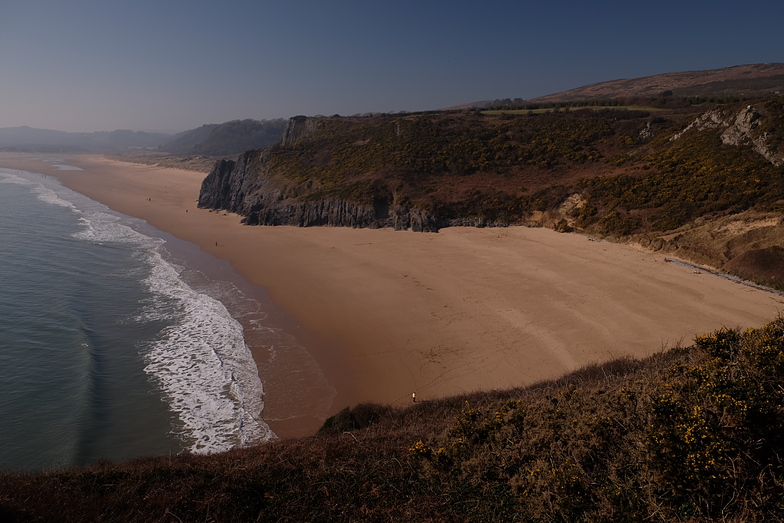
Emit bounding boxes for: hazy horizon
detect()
[2,0,783,133]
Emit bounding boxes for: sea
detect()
[0,164,312,472]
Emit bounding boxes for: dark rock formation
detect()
[198,149,443,231]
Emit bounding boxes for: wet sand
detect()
[2,152,782,438]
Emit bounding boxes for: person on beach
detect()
[412,392,416,403]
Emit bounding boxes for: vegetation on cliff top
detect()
[3,318,784,521]
[208,96,784,287]
[243,98,784,233]
[264,106,645,214]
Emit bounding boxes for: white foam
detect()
[142,262,273,452]
[0,168,80,212]
[33,185,81,212]
[0,169,36,185]
[81,219,275,452]
[73,211,158,246]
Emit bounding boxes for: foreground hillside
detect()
[2,318,784,521]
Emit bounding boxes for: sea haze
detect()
[0,166,274,471]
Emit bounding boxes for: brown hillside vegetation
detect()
[199,95,784,287]
[636,210,784,288]
[530,63,784,103]
[724,245,784,288]
[3,319,784,521]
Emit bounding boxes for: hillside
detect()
[158,123,220,154]
[198,96,784,288]
[159,119,287,156]
[3,318,784,521]
[0,119,287,156]
[0,127,171,152]
[530,63,784,103]
[446,63,784,111]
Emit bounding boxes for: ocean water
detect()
[0,166,278,471]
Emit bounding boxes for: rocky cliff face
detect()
[198,148,443,231]
[280,116,317,147]
[671,104,784,166]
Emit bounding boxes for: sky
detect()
[1,0,782,133]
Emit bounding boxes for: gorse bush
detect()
[648,325,784,517]
[410,318,784,521]
[258,109,666,223]
[579,129,784,233]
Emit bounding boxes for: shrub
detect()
[411,318,784,521]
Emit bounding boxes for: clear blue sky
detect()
[1,0,782,133]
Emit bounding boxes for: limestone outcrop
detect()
[198,149,443,231]
[671,104,784,166]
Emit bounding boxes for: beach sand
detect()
[3,152,783,438]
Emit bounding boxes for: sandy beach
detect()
[2,152,783,438]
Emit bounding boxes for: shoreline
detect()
[0,153,339,438]
[2,152,783,440]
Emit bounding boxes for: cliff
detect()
[198,149,442,231]
[280,115,316,147]
[671,103,784,166]
[196,109,626,232]
[200,100,784,230]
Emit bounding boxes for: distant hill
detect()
[159,119,287,156]
[157,124,221,154]
[0,119,288,156]
[0,126,171,152]
[530,62,784,103]
[448,63,784,111]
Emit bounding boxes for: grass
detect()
[3,318,784,522]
